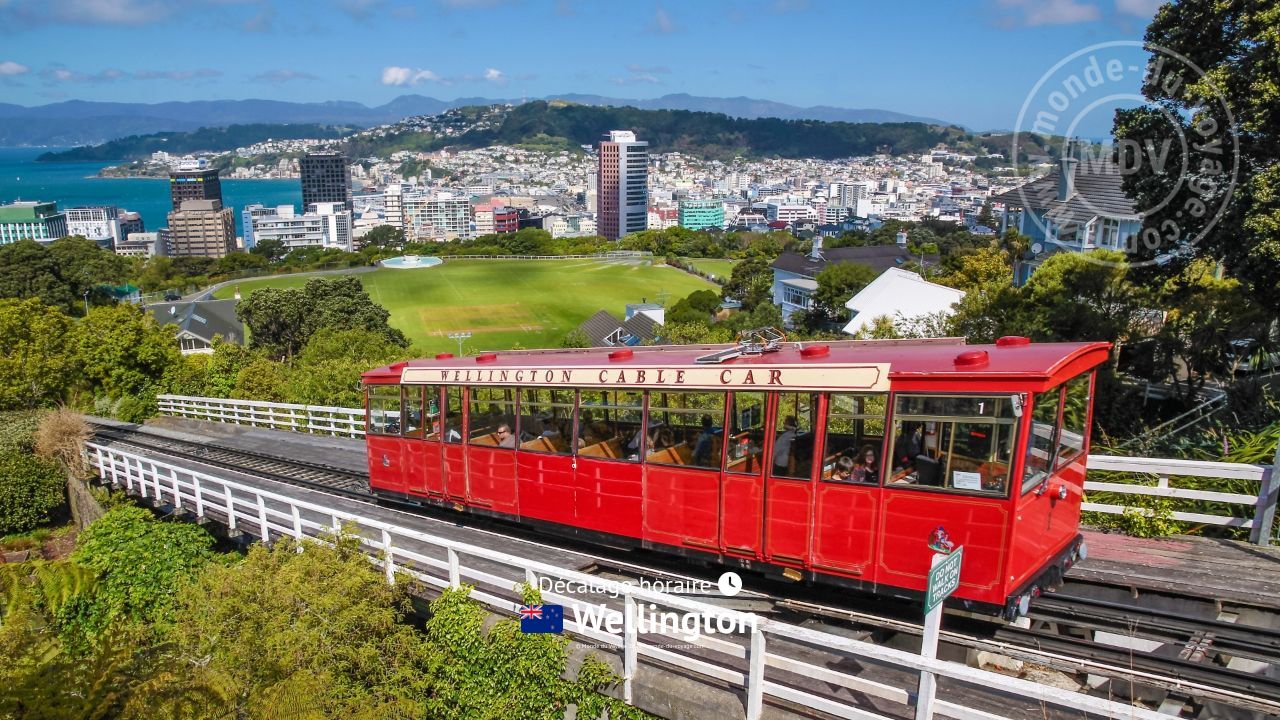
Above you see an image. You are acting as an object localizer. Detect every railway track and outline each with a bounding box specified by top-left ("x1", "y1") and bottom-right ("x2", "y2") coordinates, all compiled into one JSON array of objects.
[{"x1": 90, "y1": 422, "x2": 1280, "y2": 718}]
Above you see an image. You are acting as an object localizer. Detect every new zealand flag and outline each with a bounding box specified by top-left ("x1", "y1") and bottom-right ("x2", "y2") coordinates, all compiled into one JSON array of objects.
[{"x1": 519, "y1": 603, "x2": 564, "y2": 633}]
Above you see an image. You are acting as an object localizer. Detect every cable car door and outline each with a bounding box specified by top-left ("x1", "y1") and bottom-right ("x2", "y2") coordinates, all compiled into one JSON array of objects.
[
  {"x1": 763, "y1": 392, "x2": 820, "y2": 568},
  {"x1": 809, "y1": 393, "x2": 886, "y2": 582},
  {"x1": 440, "y1": 386, "x2": 468, "y2": 502}
]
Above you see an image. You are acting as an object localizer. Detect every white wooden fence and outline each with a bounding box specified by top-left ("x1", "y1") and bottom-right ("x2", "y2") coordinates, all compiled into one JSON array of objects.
[
  {"x1": 86, "y1": 442, "x2": 1173, "y2": 720},
  {"x1": 1084, "y1": 455, "x2": 1278, "y2": 545},
  {"x1": 157, "y1": 395, "x2": 365, "y2": 437}
]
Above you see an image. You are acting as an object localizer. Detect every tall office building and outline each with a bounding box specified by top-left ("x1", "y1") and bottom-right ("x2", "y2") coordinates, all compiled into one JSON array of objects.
[
  {"x1": 169, "y1": 168, "x2": 222, "y2": 211},
  {"x1": 65, "y1": 206, "x2": 122, "y2": 246},
  {"x1": 0, "y1": 201, "x2": 67, "y2": 244},
  {"x1": 301, "y1": 151, "x2": 352, "y2": 213},
  {"x1": 168, "y1": 199, "x2": 235, "y2": 258},
  {"x1": 597, "y1": 130, "x2": 648, "y2": 240}
]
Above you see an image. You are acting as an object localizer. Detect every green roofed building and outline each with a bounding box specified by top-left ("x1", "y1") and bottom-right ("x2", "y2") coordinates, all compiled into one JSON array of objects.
[
  {"x1": 678, "y1": 199, "x2": 725, "y2": 231},
  {"x1": 0, "y1": 201, "x2": 68, "y2": 245}
]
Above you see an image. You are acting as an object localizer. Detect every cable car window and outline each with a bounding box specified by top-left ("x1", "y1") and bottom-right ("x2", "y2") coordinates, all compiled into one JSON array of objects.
[
  {"x1": 1055, "y1": 374, "x2": 1091, "y2": 470},
  {"x1": 402, "y1": 386, "x2": 426, "y2": 439},
  {"x1": 469, "y1": 387, "x2": 518, "y2": 449},
  {"x1": 890, "y1": 394, "x2": 1017, "y2": 497},
  {"x1": 422, "y1": 387, "x2": 441, "y2": 441},
  {"x1": 577, "y1": 389, "x2": 643, "y2": 462},
  {"x1": 823, "y1": 393, "x2": 887, "y2": 484},
  {"x1": 1022, "y1": 389, "x2": 1061, "y2": 493},
  {"x1": 772, "y1": 392, "x2": 819, "y2": 480},
  {"x1": 367, "y1": 385, "x2": 401, "y2": 435},
  {"x1": 725, "y1": 392, "x2": 766, "y2": 475},
  {"x1": 647, "y1": 390, "x2": 726, "y2": 469},
  {"x1": 519, "y1": 388, "x2": 575, "y2": 455},
  {"x1": 442, "y1": 386, "x2": 464, "y2": 443}
]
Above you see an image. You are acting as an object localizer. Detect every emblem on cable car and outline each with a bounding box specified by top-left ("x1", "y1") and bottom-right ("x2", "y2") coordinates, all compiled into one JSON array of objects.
[{"x1": 927, "y1": 526, "x2": 956, "y2": 554}]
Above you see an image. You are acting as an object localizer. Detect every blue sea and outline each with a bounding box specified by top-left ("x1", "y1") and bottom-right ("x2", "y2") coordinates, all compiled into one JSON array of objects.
[{"x1": 0, "y1": 147, "x2": 302, "y2": 237}]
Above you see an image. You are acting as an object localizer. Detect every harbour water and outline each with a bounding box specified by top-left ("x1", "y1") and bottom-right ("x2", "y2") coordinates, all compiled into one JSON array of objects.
[{"x1": 0, "y1": 147, "x2": 302, "y2": 237}]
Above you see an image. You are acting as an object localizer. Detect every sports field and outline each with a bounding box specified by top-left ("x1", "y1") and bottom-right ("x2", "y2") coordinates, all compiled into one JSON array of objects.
[
  {"x1": 212, "y1": 258, "x2": 715, "y2": 353},
  {"x1": 681, "y1": 257, "x2": 738, "y2": 280}
]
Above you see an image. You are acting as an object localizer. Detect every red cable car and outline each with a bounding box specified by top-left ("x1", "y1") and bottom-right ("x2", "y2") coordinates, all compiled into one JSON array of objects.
[{"x1": 362, "y1": 337, "x2": 1109, "y2": 618}]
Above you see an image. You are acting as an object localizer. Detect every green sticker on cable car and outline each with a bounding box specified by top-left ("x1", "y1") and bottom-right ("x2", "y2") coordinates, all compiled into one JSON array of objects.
[{"x1": 924, "y1": 546, "x2": 963, "y2": 614}]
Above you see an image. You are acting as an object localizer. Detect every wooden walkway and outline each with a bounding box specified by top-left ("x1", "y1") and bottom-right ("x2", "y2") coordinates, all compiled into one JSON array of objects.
[{"x1": 1075, "y1": 530, "x2": 1280, "y2": 609}]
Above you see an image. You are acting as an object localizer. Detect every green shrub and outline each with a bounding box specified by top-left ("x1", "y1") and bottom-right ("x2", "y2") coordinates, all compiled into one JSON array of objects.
[
  {"x1": 114, "y1": 394, "x2": 155, "y2": 424},
  {"x1": 0, "y1": 410, "x2": 41, "y2": 453},
  {"x1": 0, "y1": 449, "x2": 65, "y2": 535},
  {"x1": 68, "y1": 506, "x2": 215, "y2": 637}
]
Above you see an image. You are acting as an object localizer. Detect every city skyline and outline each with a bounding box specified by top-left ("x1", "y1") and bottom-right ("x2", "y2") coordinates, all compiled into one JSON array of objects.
[{"x1": 2, "y1": 0, "x2": 1163, "y2": 135}]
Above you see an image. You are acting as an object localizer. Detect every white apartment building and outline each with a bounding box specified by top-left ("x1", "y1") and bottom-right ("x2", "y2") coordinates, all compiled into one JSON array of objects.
[
  {"x1": 65, "y1": 206, "x2": 122, "y2": 245},
  {"x1": 766, "y1": 202, "x2": 817, "y2": 224},
  {"x1": 473, "y1": 207, "x2": 495, "y2": 235},
  {"x1": 402, "y1": 194, "x2": 471, "y2": 241},
  {"x1": 243, "y1": 203, "x2": 353, "y2": 251},
  {"x1": 114, "y1": 230, "x2": 169, "y2": 258}
]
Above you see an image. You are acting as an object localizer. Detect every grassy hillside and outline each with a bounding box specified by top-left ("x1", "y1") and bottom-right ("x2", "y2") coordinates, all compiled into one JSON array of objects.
[
  {"x1": 37, "y1": 123, "x2": 356, "y2": 163},
  {"x1": 213, "y1": 258, "x2": 714, "y2": 353}
]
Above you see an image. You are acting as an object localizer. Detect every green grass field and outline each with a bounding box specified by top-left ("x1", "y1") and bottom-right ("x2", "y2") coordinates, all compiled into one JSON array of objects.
[
  {"x1": 681, "y1": 257, "x2": 738, "y2": 280},
  {"x1": 213, "y1": 259, "x2": 715, "y2": 353}
]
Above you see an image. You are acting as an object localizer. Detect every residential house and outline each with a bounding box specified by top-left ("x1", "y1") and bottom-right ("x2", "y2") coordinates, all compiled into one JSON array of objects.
[
  {"x1": 575, "y1": 309, "x2": 662, "y2": 347},
  {"x1": 770, "y1": 243, "x2": 937, "y2": 324},
  {"x1": 993, "y1": 143, "x2": 1141, "y2": 285},
  {"x1": 148, "y1": 299, "x2": 244, "y2": 355},
  {"x1": 842, "y1": 267, "x2": 965, "y2": 336}
]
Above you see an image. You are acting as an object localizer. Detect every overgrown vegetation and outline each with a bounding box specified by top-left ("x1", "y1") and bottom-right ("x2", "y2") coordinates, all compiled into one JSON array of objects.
[{"x1": 1, "y1": 507, "x2": 654, "y2": 720}]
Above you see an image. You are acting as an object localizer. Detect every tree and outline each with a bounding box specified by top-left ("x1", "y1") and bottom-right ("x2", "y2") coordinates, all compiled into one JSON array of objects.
[
  {"x1": 0, "y1": 240, "x2": 75, "y2": 313},
  {"x1": 936, "y1": 246, "x2": 1013, "y2": 293},
  {"x1": 248, "y1": 237, "x2": 287, "y2": 263},
  {"x1": 0, "y1": 299, "x2": 78, "y2": 409},
  {"x1": 1112, "y1": 0, "x2": 1279, "y2": 311},
  {"x1": 47, "y1": 236, "x2": 132, "y2": 305},
  {"x1": 1021, "y1": 250, "x2": 1142, "y2": 345},
  {"x1": 360, "y1": 224, "x2": 405, "y2": 250},
  {"x1": 720, "y1": 255, "x2": 772, "y2": 311},
  {"x1": 213, "y1": 251, "x2": 268, "y2": 276},
  {"x1": 169, "y1": 535, "x2": 436, "y2": 719},
  {"x1": 812, "y1": 262, "x2": 878, "y2": 324},
  {"x1": 237, "y1": 276, "x2": 407, "y2": 358},
  {"x1": 975, "y1": 200, "x2": 997, "y2": 230},
  {"x1": 74, "y1": 304, "x2": 181, "y2": 402}
]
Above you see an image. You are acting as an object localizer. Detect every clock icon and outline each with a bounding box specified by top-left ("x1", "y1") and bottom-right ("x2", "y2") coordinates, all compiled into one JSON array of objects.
[{"x1": 717, "y1": 571, "x2": 743, "y2": 597}]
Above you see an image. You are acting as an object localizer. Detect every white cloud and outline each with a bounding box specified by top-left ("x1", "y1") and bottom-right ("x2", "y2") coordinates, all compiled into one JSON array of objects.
[
  {"x1": 626, "y1": 64, "x2": 670, "y2": 75},
  {"x1": 650, "y1": 3, "x2": 676, "y2": 34},
  {"x1": 381, "y1": 66, "x2": 445, "y2": 86},
  {"x1": 1114, "y1": 0, "x2": 1161, "y2": 17},
  {"x1": 41, "y1": 65, "x2": 221, "y2": 83},
  {"x1": 253, "y1": 68, "x2": 317, "y2": 84},
  {"x1": 483, "y1": 67, "x2": 506, "y2": 84},
  {"x1": 1, "y1": 0, "x2": 182, "y2": 26},
  {"x1": 612, "y1": 74, "x2": 661, "y2": 86},
  {"x1": 0, "y1": 61, "x2": 30, "y2": 76},
  {"x1": 996, "y1": 0, "x2": 1100, "y2": 27}
]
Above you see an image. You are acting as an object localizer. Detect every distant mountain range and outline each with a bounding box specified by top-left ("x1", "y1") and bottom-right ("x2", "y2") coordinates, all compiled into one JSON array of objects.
[{"x1": 0, "y1": 94, "x2": 954, "y2": 147}]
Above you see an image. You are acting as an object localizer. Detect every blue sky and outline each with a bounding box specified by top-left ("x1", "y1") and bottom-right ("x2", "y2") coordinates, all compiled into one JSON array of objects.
[{"x1": 0, "y1": 0, "x2": 1165, "y2": 133}]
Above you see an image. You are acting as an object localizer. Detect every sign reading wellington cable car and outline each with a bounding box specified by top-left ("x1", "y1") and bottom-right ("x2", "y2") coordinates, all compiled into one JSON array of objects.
[{"x1": 924, "y1": 546, "x2": 963, "y2": 614}]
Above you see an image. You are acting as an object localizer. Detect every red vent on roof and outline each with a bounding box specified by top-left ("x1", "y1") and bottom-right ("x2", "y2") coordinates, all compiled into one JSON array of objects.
[
  {"x1": 954, "y1": 350, "x2": 989, "y2": 368},
  {"x1": 390, "y1": 361, "x2": 408, "y2": 371},
  {"x1": 996, "y1": 336, "x2": 1031, "y2": 348},
  {"x1": 609, "y1": 349, "x2": 634, "y2": 361},
  {"x1": 475, "y1": 352, "x2": 498, "y2": 363},
  {"x1": 799, "y1": 344, "x2": 830, "y2": 359},
  {"x1": 435, "y1": 353, "x2": 454, "y2": 360}
]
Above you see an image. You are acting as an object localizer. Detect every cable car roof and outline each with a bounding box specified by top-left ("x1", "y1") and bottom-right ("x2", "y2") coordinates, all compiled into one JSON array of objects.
[{"x1": 364, "y1": 337, "x2": 1111, "y2": 392}]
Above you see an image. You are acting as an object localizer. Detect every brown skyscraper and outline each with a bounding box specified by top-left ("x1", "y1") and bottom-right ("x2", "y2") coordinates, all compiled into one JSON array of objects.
[
  {"x1": 168, "y1": 200, "x2": 235, "y2": 258},
  {"x1": 169, "y1": 168, "x2": 222, "y2": 211},
  {"x1": 597, "y1": 130, "x2": 648, "y2": 241}
]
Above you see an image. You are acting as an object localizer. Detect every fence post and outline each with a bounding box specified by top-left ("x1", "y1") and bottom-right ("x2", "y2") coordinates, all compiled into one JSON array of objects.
[
  {"x1": 224, "y1": 483, "x2": 237, "y2": 532},
  {"x1": 382, "y1": 529, "x2": 396, "y2": 584},
  {"x1": 193, "y1": 476, "x2": 205, "y2": 520},
  {"x1": 292, "y1": 505, "x2": 304, "y2": 550},
  {"x1": 623, "y1": 594, "x2": 638, "y2": 704},
  {"x1": 256, "y1": 494, "x2": 270, "y2": 543},
  {"x1": 447, "y1": 547, "x2": 460, "y2": 588},
  {"x1": 746, "y1": 623, "x2": 766, "y2": 720},
  {"x1": 1250, "y1": 447, "x2": 1280, "y2": 546}
]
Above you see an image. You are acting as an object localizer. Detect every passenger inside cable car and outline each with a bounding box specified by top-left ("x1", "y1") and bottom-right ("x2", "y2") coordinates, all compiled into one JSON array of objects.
[{"x1": 889, "y1": 395, "x2": 1016, "y2": 494}]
